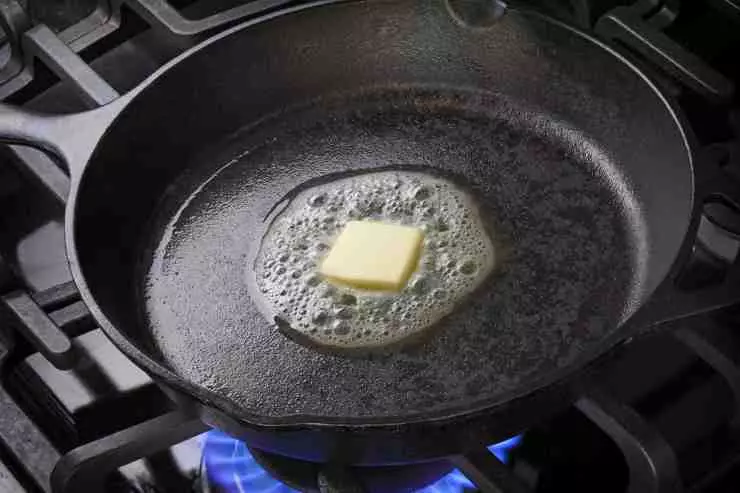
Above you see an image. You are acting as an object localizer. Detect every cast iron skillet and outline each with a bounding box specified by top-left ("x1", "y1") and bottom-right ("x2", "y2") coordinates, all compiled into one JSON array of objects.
[{"x1": 0, "y1": 0, "x2": 732, "y2": 466}]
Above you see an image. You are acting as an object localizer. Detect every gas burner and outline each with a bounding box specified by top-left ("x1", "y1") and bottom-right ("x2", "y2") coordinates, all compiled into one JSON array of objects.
[{"x1": 201, "y1": 430, "x2": 522, "y2": 493}]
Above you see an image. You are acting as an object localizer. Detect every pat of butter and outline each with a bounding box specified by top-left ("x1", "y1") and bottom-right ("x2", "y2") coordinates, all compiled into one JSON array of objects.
[{"x1": 319, "y1": 221, "x2": 424, "y2": 291}]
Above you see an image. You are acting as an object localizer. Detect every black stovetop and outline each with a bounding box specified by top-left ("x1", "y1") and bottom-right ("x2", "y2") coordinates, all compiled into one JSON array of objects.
[{"x1": 0, "y1": 1, "x2": 739, "y2": 492}]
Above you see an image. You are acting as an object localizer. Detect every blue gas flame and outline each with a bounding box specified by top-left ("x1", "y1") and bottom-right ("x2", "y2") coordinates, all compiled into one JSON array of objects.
[{"x1": 203, "y1": 431, "x2": 522, "y2": 493}]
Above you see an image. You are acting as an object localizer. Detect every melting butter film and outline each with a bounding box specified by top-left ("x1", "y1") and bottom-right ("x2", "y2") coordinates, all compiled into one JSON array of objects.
[{"x1": 252, "y1": 171, "x2": 495, "y2": 349}]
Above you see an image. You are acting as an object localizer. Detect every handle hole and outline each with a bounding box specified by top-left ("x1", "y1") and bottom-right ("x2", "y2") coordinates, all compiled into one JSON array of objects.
[
  {"x1": 704, "y1": 197, "x2": 740, "y2": 236},
  {"x1": 689, "y1": 198, "x2": 740, "y2": 279},
  {"x1": 670, "y1": 198, "x2": 739, "y2": 290}
]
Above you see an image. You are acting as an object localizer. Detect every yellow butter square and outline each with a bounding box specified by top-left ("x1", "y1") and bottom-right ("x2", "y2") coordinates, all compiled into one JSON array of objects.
[{"x1": 319, "y1": 221, "x2": 423, "y2": 291}]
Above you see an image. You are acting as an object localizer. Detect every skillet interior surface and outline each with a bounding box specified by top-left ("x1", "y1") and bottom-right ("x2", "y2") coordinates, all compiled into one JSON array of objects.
[
  {"x1": 140, "y1": 85, "x2": 646, "y2": 419},
  {"x1": 70, "y1": 0, "x2": 693, "y2": 425}
]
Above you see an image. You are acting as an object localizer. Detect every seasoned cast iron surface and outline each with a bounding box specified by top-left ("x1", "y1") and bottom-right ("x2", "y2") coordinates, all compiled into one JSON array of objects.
[{"x1": 141, "y1": 86, "x2": 646, "y2": 420}]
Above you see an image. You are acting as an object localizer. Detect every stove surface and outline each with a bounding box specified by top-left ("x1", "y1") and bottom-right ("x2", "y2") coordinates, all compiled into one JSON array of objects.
[{"x1": 0, "y1": 0, "x2": 739, "y2": 492}]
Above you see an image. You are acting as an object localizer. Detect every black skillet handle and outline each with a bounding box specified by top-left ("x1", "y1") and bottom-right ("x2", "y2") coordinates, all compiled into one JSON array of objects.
[
  {"x1": 0, "y1": 103, "x2": 119, "y2": 180},
  {"x1": 626, "y1": 146, "x2": 740, "y2": 335},
  {"x1": 0, "y1": 18, "x2": 126, "y2": 186}
]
